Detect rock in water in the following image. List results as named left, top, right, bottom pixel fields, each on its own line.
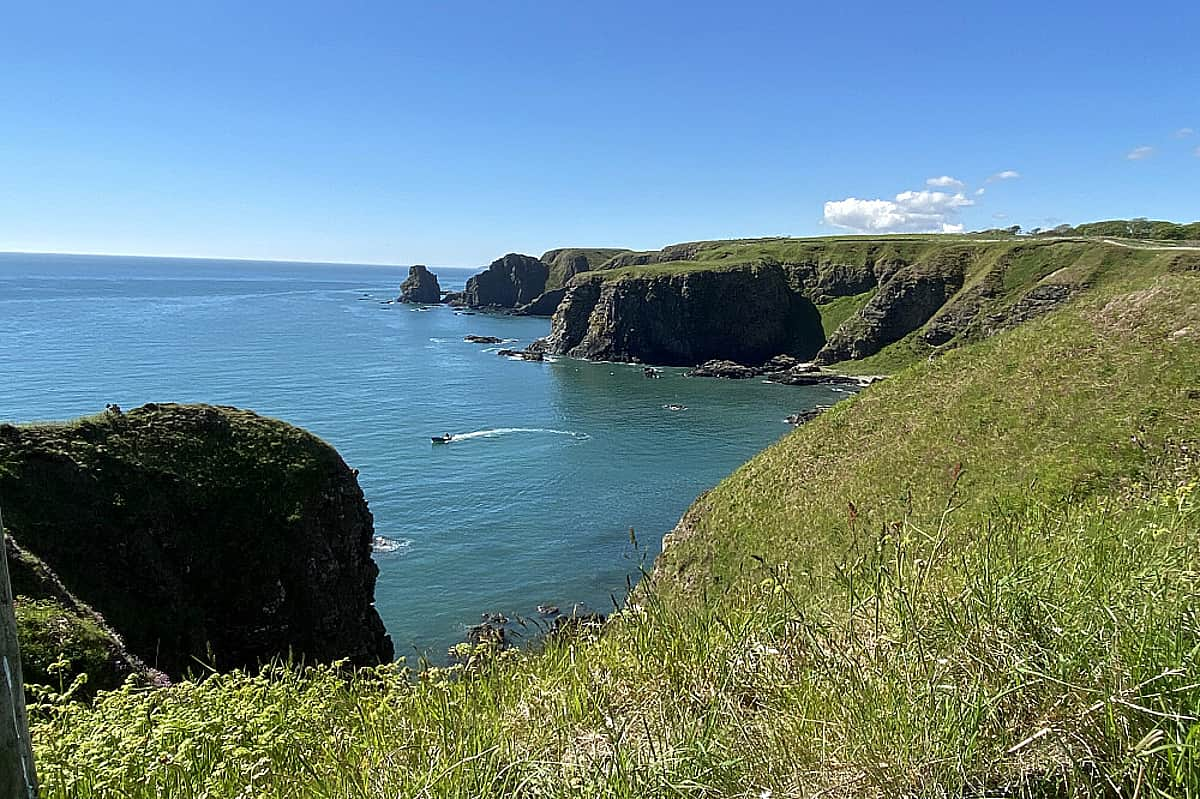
left=0, top=404, right=394, bottom=677
left=398, top=264, right=442, bottom=304
left=464, top=335, right=504, bottom=344
left=687, top=360, right=760, bottom=379
left=463, top=254, right=549, bottom=308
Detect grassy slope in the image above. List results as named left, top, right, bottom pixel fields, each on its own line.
left=27, top=260, right=1200, bottom=795
left=595, top=236, right=1189, bottom=376
left=817, top=290, right=875, bottom=336
left=541, top=248, right=632, bottom=289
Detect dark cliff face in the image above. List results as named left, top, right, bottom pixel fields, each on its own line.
left=399, top=265, right=442, bottom=304
left=0, top=404, right=394, bottom=677
left=7, top=534, right=154, bottom=695
left=541, top=265, right=825, bottom=365
left=815, top=258, right=967, bottom=364
left=463, top=254, right=549, bottom=308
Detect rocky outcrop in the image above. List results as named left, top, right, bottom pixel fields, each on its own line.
left=815, top=258, right=968, bottom=364
left=688, top=355, right=807, bottom=379
left=464, top=335, right=503, bottom=344
left=785, top=406, right=832, bottom=426
left=539, top=264, right=825, bottom=365
left=497, top=349, right=545, bottom=361
left=464, top=254, right=549, bottom=308
left=686, top=357, right=878, bottom=387
left=398, top=265, right=442, bottom=304
left=687, top=360, right=761, bottom=379
left=540, top=248, right=631, bottom=289
left=0, top=404, right=393, bottom=678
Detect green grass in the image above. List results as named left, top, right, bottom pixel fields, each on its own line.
left=19, top=248, right=1200, bottom=796
left=541, top=248, right=632, bottom=289
left=15, top=598, right=126, bottom=696
left=816, top=290, right=875, bottom=337
left=28, top=475, right=1200, bottom=797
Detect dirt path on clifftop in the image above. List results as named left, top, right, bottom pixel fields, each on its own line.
left=1100, top=238, right=1200, bottom=251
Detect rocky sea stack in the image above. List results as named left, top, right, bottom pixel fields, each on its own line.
left=0, top=403, right=393, bottom=678
left=399, top=264, right=442, bottom=304
left=463, top=254, right=549, bottom=308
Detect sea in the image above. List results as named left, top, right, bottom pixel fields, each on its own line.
left=0, top=252, right=848, bottom=658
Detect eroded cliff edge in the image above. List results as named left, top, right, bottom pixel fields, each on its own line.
left=0, top=403, right=394, bottom=678
left=534, top=237, right=1149, bottom=368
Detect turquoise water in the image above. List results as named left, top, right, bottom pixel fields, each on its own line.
left=0, top=252, right=848, bottom=656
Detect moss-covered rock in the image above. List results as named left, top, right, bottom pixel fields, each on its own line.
left=0, top=403, right=393, bottom=678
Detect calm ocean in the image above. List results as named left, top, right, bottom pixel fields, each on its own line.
left=0, top=252, right=846, bottom=656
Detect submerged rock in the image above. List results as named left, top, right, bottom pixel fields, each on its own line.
left=464, top=335, right=504, bottom=344
left=496, top=348, right=545, bottom=362
left=0, top=404, right=394, bottom=678
left=398, top=265, right=442, bottom=304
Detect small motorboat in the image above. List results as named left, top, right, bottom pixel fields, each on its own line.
left=431, top=434, right=454, bottom=444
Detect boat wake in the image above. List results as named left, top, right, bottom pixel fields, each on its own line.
left=446, top=427, right=589, bottom=442
left=373, top=535, right=412, bottom=554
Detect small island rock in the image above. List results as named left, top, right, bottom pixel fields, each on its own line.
left=399, top=265, right=442, bottom=304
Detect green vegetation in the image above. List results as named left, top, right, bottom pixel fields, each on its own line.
left=15, top=598, right=125, bottom=696
left=1067, top=219, right=1200, bottom=241
left=541, top=247, right=632, bottom=289
left=2, top=402, right=390, bottom=679
left=22, top=247, right=1200, bottom=795
left=816, top=290, right=875, bottom=336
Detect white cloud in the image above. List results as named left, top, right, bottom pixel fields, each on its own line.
left=823, top=190, right=974, bottom=234
left=975, top=187, right=986, bottom=196
left=1127, top=145, right=1154, bottom=160
left=1175, top=127, right=1195, bottom=138
left=992, top=212, right=1009, bottom=221
left=986, top=170, right=1021, bottom=182
left=926, top=175, right=965, bottom=189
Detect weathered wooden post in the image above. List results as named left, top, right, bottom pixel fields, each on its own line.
left=0, top=505, right=38, bottom=798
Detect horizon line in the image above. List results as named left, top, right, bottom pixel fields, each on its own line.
left=0, top=248, right=484, bottom=271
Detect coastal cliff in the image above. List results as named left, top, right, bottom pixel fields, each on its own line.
left=539, top=263, right=824, bottom=364
left=456, top=247, right=630, bottom=314
left=463, top=254, right=548, bottom=308
left=534, top=237, right=1151, bottom=369
left=0, top=403, right=393, bottom=678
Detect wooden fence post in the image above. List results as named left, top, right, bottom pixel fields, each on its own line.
left=0, top=505, right=38, bottom=798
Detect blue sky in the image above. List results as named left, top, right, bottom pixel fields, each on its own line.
left=1, top=1, right=1197, bottom=266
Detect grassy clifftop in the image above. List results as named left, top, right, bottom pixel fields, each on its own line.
left=26, top=247, right=1200, bottom=796
left=573, top=234, right=1200, bottom=372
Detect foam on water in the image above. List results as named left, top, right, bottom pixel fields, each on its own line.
left=442, top=427, right=590, bottom=442
left=373, top=536, right=413, bottom=554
